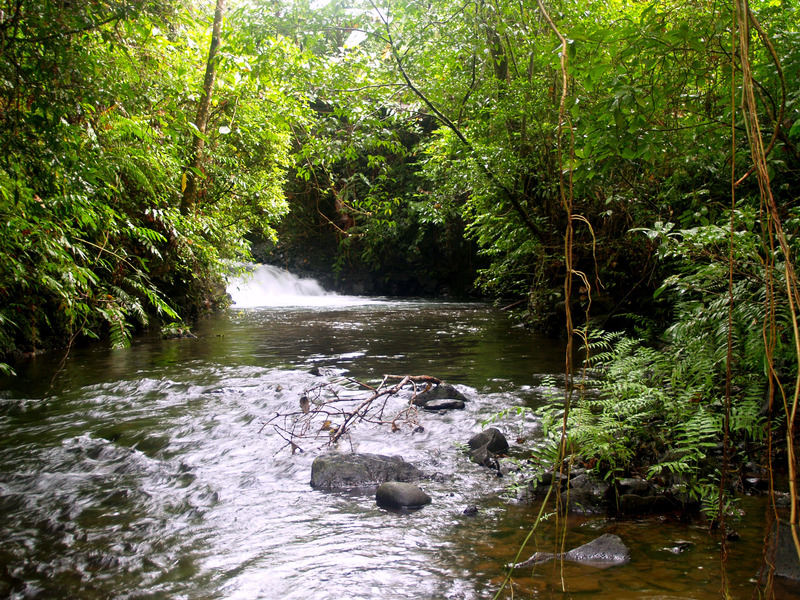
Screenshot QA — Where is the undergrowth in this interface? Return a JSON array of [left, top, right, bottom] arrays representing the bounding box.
[[529, 210, 793, 519]]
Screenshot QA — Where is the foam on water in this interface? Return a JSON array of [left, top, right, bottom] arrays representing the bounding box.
[[226, 264, 377, 308]]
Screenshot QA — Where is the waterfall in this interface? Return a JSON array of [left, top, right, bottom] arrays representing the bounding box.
[[226, 264, 334, 308]]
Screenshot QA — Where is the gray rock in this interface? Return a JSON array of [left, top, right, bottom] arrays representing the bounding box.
[[769, 521, 800, 580], [310, 453, 424, 490], [309, 366, 345, 377], [664, 540, 693, 554], [619, 493, 679, 514], [565, 534, 630, 564], [531, 470, 569, 495], [467, 428, 509, 469], [568, 474, 593, 490], [514, 534, 630, 569], [618, 477, 651, 495], [376, 482, 431, 509], [469, 445, 498, 469], [530, 470, 611, 512], [562, 475, 610, 515], [412, 383, 468, 407], [468, 428, 509, 454], [423, 399, 466, 411]]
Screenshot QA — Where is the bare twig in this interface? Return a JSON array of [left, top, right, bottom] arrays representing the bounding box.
[[261, 374, 444, 451]]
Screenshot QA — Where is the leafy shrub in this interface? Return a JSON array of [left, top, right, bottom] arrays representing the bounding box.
[[535, 209, 787, 518]]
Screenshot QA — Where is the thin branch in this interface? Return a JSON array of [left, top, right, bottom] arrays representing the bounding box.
[[365, 0, 546, 243], [262, 374, 445, 451]]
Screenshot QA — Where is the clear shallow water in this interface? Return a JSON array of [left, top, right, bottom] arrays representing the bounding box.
[[0, 293, 794, 599]]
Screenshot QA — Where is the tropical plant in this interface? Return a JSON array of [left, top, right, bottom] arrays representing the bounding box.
[[0, 0, 300, 367]]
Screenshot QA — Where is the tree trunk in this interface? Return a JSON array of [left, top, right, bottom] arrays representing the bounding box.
[[181, 0, 226, 214]]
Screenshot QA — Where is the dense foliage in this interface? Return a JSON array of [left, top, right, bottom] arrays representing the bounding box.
[[0, 0, 302, 369], [2, 0, 799, 545]]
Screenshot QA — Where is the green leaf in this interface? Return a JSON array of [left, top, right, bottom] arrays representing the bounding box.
[[187, 122, 210, 142]]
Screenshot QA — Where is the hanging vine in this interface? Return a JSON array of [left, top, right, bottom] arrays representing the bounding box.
[[733, 0, 800, 587]]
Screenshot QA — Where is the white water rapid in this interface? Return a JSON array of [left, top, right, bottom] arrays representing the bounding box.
[[226, 264, 372, 308]]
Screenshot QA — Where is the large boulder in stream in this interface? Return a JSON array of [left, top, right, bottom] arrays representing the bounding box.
[[310, 453, 424, 490], [376, 482, 431, 509], [513, 534, 630, 569]]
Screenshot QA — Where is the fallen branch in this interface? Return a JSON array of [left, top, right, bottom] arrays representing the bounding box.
[[261, 374, 443, 453]]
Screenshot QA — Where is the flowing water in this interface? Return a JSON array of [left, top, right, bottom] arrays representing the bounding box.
[[0, 266, 794, 599]]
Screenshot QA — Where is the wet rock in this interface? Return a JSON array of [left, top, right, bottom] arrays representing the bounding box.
[[529, 469, 569, 496], [619, 493, 679, 515], [462, 505, 479, 516], [412, 383, 468, 407], [161, 330, 196, 340], [376, 482, 431, 509], [565, 534, 630, 564], [664, 540, 693, 554], [664, 483, 699, 508], [525, 469, 610, 514], [768, 521, 800, 580], [468, 428, 509, 453], [617, 477, 651, 495], [469, 445, 499, 470], [514, 534, 630, 569], [467, 428, 509, 469], [562, 474, 609, 515], [423, 399, 466, 411], [310, 453, 424, 490], [309, 366, 345, 377]]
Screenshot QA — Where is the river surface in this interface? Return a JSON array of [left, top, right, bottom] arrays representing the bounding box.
[[0, 268, 794, 599]]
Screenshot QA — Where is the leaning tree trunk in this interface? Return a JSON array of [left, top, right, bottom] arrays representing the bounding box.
[[181, 0, 226, 214]]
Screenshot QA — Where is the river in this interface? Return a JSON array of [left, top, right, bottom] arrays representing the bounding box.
[[0, 266, 793, 599]]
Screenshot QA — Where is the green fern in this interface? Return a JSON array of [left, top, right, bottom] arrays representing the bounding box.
[[528, 209, 781, 516]]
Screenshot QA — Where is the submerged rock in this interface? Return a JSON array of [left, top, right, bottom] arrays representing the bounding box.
[[309, 366, 345, 377], [514, 534, 630, 569], [376, 482, 431, 509], [664, 540, 693, 554], [310, 453, 424, 490]]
